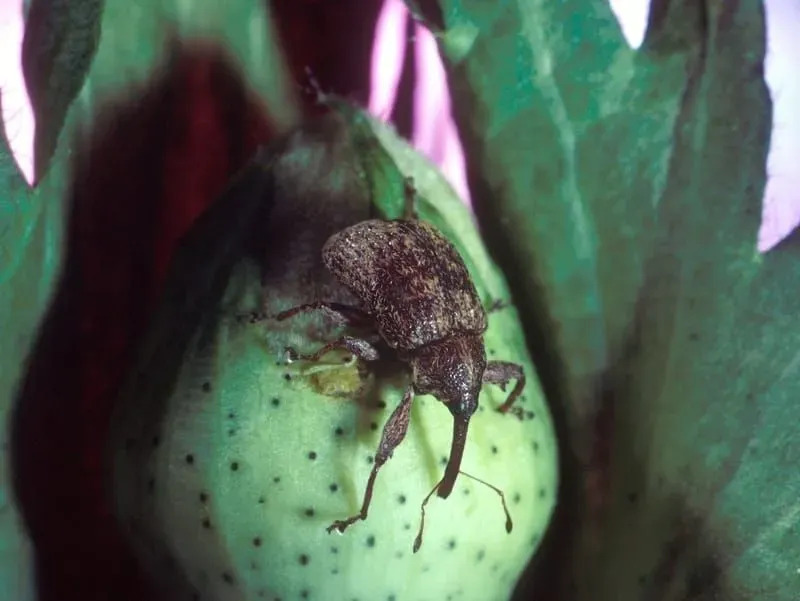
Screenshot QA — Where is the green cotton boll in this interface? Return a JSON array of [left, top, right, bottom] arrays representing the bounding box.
[[109, 104, 557, 601]]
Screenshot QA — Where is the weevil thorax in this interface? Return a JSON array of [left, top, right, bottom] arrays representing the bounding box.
[[408, 334, 487, 418]]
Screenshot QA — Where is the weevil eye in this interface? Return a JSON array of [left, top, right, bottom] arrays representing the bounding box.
[[447, 393, 478, 419]]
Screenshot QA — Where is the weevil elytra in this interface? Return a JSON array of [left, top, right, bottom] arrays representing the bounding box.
[[275, 179, 525, 550]]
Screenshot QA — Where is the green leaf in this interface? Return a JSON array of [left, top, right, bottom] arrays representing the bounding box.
[[416, 0, 794, 599], [430, 0, 689, 422], [0, 101, 44, 601], [22, 0, 103, 179]]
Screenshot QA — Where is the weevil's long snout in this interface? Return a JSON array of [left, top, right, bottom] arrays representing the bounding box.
[[436, 413, 471, 499]]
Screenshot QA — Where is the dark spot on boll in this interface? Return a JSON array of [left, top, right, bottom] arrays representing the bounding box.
[[271, 397, 280, 407], [439, 456, 447, 466], [283, 373, 292, 381], [512, 492, 521, 504], [366, 535, 375, 548], [394, 551, 403, 559], [228, 428, 236, 437], [199, 491, 208, 503], [525, 410, 535, 419], [299, 554, 310, 565], [532, 441, 540, 453], [477, 549, 485, 562], [222, 572, 234, 585], [258, 496, 266, 504], [230, 461, 240, 471], [539, 487, 547, 499], [366, 455, 374, 464], [398, 494, 406, 505], [447, 539, 456, 550], [491, 445, 498, 455], [201, 382, 211, 392], [202, 518, 211, 529], [377, 400, 386, 409], [334, 426, 344, 436], [308, 451, 317, 460], [388, 595, 396, 601], [250, 561, 258, 571], [185, 454, 195, 465], [403, 523, 411, 531], [330, 546, 339, 555], [253, 537, 262, 547], [369, 422, 378, 431], [462, 487, 470, 496], [305, 508, 315, 518], [227, 411, 235, 419], [273, 476, 281, 483], [331, 568, 339, 575], [329, 483, 339, 493], [300, 590, 309, 599]]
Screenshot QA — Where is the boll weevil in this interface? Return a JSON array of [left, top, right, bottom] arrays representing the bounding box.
[[272, 179, 525, 551]]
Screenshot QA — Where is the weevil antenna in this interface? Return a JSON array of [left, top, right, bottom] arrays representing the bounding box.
[[413, 463, 512, 552], [458, 470, 513, 533]]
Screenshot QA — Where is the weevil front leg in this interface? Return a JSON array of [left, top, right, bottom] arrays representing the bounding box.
[[327, 386, 415, 533], [285, 335, 380, 364], [483, 361, 526, 420]]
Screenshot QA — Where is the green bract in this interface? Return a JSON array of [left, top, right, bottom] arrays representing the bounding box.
[[109, 107, 557, 601]]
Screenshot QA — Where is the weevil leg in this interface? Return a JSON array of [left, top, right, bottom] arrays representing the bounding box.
[[485, 298, 509, 314], [268, 301, 372, 328], [327, 386, 414, 534], [483, 361, 526, 420], [285, 335, 380, 364], [403, 176, 419, 220]]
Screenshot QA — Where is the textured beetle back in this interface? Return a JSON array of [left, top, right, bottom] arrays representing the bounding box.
[[322, 220, 486, 349]]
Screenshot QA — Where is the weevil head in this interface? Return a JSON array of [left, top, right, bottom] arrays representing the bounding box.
[[408, 334, 486, 413], [408, 334, 486, 498]]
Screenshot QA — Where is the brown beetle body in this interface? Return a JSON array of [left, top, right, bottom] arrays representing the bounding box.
[[323, 220, 487, 349], [274, 185, 524, 550]]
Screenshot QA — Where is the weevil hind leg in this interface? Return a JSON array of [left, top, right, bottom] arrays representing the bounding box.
[[483, 361, 526, 420], [285, 335, 381, 364], [245, 301, 373, 328], [484, 298, 509, 314], [327, 386, 415, 534], [403, 176, 419, 220], [276, 301, 370, 325]]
